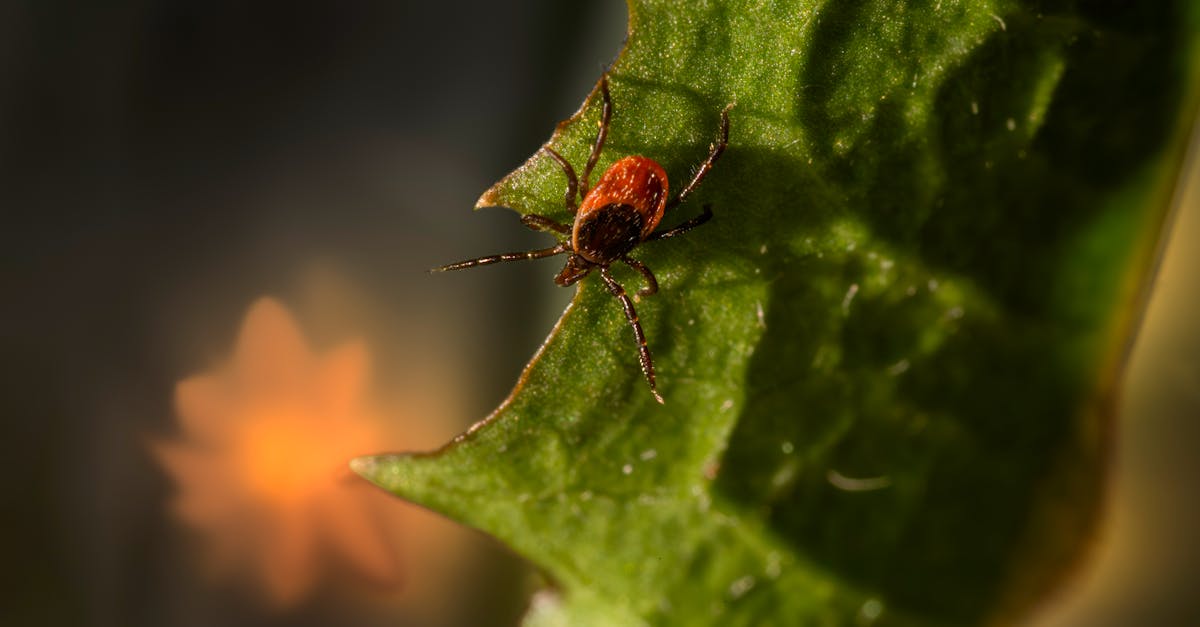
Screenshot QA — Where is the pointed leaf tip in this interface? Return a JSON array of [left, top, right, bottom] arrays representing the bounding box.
[[349, 455, 380, 482]]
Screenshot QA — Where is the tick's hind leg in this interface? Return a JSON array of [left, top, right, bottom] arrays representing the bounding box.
[[621, 255, 658, 297], [599, 267, 663, 404], [521, 214, 570, 235], [581, 74, 613, 195], [542, 147, 579, 213], [666, 103, 732, 211], [647, 204, 713, 242]]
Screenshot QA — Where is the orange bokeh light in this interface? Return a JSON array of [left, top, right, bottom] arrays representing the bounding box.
[[151, 298, 411, 606]]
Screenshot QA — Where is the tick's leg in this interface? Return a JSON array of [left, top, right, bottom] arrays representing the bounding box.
[[580, 74, 613, 196], [599, 267, 663, 404], [542, 147, 579, 212], [432, 243, 567, 272], [521, 213, 570, 235], [646, 204, 713, 242], [665, 103, 732, 211], [621, 255, 658, 297]]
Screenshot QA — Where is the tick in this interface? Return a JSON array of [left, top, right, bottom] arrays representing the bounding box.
[[434, 74, 731, 403]]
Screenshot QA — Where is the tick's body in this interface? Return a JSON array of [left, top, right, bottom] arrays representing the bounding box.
[[435, 74, 731, 403], [576, 156, 668, 248]]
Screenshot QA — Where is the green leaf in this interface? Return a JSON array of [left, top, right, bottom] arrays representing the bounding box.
[[354, 1, 1200, 624]]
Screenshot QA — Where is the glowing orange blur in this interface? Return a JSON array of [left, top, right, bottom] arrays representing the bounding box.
[[151, 298, 406, 606]]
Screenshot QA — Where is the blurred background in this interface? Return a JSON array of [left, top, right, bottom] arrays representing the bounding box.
[[0, 1, 1196, 625], [1, 1, 618, 625]]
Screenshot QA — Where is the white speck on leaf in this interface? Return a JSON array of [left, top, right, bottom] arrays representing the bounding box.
[[860, 598, 885, 622], [765, 552, 782, 579], [842, 283, 859, 313], [827, 470, 892, 492], [728, 575, 756, 599]]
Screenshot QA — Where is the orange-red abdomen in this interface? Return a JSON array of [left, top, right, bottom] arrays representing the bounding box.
[[573, 156, 669, 248]]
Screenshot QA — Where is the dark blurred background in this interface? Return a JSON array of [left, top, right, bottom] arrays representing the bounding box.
[[1, 1, 619, 625], [1, 1, 1197, 626]]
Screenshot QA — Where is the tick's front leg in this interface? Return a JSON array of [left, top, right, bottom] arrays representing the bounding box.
[[621, 255, 658, 298]]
